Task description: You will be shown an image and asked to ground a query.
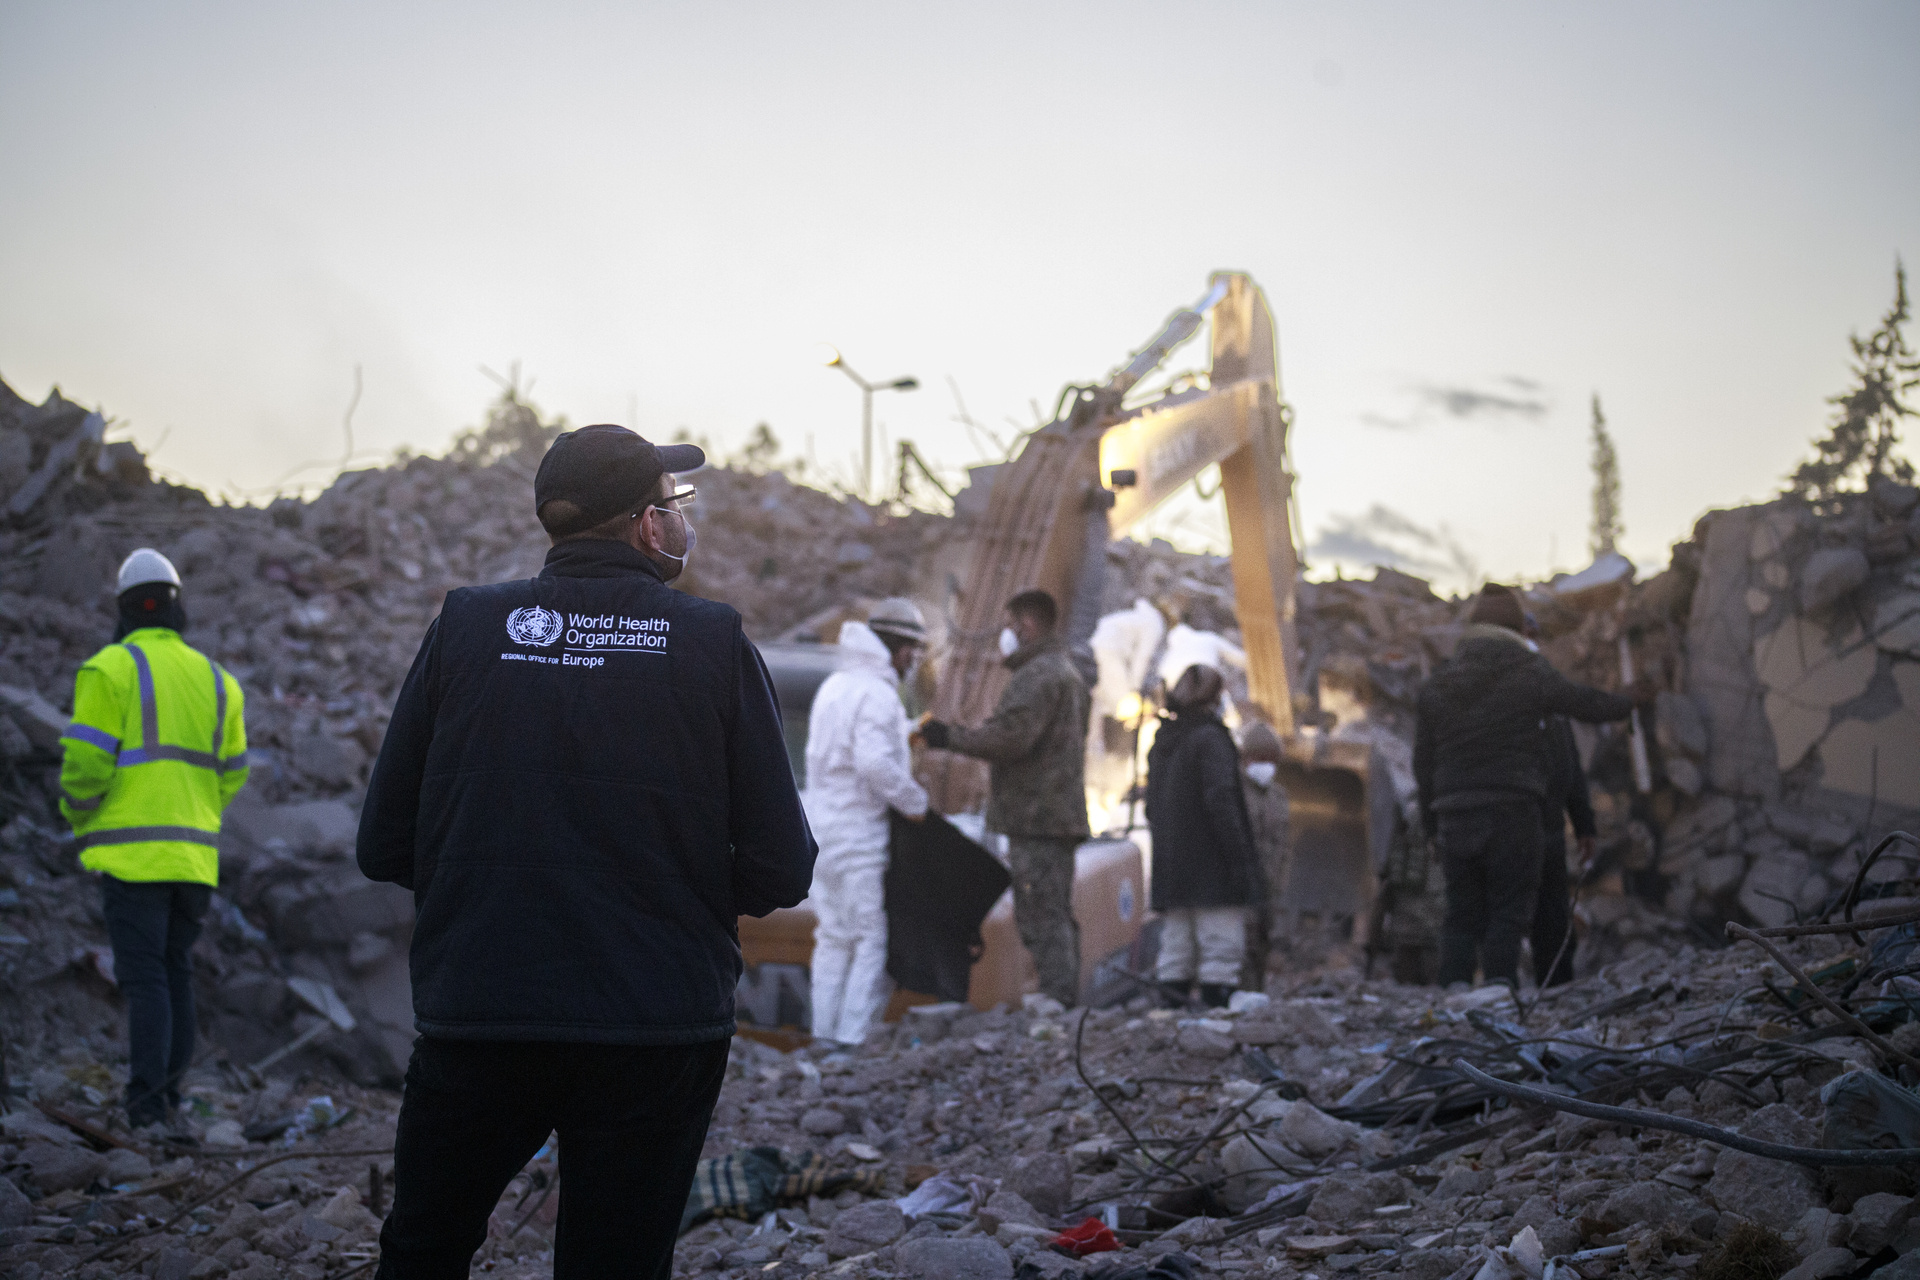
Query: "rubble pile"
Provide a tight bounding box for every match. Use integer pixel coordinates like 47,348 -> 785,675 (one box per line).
15,924 -> 1920,1279
0,381 -> 972,1086
6,370 -> 1920,1278
0,383 -> 954,806
668,926 -> 1920,1279
1518,484 -> 1920,965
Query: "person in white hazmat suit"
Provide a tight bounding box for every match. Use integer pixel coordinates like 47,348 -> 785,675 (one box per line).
1157,613 -> 1247,693
1090,599 -> 1166,723
803,600 -> 929,1046
1086,599 -> 1168,828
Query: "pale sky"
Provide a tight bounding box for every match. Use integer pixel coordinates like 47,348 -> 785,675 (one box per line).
3,2 -> 1916,592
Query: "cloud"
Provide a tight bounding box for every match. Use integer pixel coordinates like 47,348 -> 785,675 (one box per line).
1360,377 -> 1550,430
1309,503 -> 1481,588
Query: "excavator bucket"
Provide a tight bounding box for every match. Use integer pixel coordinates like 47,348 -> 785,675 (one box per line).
1271,758 -> 1374,961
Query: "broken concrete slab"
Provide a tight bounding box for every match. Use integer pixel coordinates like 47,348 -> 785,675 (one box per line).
1800,546 -> 1872,613
0,683 -> 67,752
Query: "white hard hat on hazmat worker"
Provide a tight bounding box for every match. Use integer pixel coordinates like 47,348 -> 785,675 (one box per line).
866,597 -> 926,645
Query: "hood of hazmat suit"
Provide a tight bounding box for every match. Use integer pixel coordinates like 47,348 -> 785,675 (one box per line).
1158,623 -> 1247,687
801,622 -> 929,869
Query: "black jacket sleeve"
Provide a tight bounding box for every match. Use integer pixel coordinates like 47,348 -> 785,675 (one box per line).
1559,725 -> 1597,838
357,618 -> 441,890
1197,727 -> 1260,879
1529,655 -> 1636,724
728,626 -> 818,918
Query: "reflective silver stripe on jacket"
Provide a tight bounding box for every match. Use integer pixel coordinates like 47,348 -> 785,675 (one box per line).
114,642 -> 241,772
75,825 -> 220,850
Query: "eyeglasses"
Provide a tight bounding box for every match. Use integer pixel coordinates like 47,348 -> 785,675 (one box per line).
639,487 -> 697,517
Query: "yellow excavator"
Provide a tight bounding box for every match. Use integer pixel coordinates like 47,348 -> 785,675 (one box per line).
739,272 -> 1375,1035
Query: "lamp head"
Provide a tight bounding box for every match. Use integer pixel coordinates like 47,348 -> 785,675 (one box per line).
888,377 -> 920,391
814,343 -> 843,368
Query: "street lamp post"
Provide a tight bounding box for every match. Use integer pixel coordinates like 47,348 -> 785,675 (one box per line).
817,345 -> 918,501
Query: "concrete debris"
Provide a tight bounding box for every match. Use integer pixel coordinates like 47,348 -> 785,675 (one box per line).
5,372 -> 1920,1278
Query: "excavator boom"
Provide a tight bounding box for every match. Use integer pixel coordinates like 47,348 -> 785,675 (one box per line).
925,271 -> 1301,814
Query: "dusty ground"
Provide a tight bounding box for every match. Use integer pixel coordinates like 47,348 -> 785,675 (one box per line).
6,916 -> 1919,1280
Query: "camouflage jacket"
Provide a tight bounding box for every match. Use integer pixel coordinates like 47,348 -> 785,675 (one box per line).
1242,774 -> 1292,904
947,638 -> 1090,839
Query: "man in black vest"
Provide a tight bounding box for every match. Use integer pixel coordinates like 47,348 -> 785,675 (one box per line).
1414,584 -> 1637,990
358,424 -> 816,1279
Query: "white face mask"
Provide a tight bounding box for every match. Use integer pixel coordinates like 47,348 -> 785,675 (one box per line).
998,627 -> 1019,657
1245,761 -> 1277,786
650,507 -> 696,578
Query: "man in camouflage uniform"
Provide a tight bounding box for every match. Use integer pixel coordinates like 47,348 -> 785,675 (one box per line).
923,589 -> 1092,1006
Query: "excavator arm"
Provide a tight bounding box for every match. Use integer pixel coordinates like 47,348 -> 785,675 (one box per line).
925,271 -> 1301,814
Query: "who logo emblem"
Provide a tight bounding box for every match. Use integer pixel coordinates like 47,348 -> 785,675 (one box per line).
504,606 -> 563,647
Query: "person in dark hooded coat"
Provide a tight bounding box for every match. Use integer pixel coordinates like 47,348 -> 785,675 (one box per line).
1146,664 -> 1262,1008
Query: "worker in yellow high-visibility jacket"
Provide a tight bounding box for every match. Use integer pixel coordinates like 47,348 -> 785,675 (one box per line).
59,548 -> 249,1129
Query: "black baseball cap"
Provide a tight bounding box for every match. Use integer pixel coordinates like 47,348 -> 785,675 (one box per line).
534,424 -> 704,537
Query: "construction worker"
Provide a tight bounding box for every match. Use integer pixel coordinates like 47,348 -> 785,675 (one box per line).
60,548 -> 249,1130
1145,665 -> 1261,1008
357,425 -> 815,1279
1414,584 -> 1640,989
921,589 -> 1091,1007
1238,720 -> 1292,984
803,599 -> 929,1047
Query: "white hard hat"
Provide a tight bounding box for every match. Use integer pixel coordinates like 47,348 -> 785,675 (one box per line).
867,597 -> 927,644
117,548 -> 181,594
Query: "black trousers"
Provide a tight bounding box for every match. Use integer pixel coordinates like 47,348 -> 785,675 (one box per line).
376,1037 -> 730,1280
1530,836 -> 1576,987
1436,800 -> 1543,987
100,877 -> 210,1126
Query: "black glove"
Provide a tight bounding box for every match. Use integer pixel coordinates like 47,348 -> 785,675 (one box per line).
921,720 -> 952,750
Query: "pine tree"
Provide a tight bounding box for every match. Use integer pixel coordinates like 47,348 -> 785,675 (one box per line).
1787,260 -> 1920,501
1589,393 -> 1622,558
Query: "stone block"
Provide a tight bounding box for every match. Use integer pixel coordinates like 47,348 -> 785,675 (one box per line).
1707,1105 -> 1820,1224
1754,615 -> 1877,770
1432,1167 -> 1494,1200
894,1236 -> 1013,1280
22,1142 -> 107,1192
266,872 -> 412,947
825,1200 -> 905,1258
1598,1181 -> 1707,1233
154,1247 -> 201,1280
1307,1172 -> 1408,1224
1768,806 -> 1857,854
1658,691 -> 1711,759
1175,1024 -> 1236,1058
1276,1101 -> 1360,1159
1698,854 -> 1748,898
1006,1152 -> 1072,1218
1817,663 -> 1920,812
0,684 -> 67,751
799,1107 -> 846,1136
1688,508 -> 1780,799
1740,848 -> 1813,928
0,1175 -> 28,1228
1800,547 -> 1871,613
1782,1245 -> 1860,1280
291,730 -> 367,788
102,1148 -> 152,1184
1869,476 -> 1920,518
979,1189 -> 1046,1230
1845,1192 -> 1915,1255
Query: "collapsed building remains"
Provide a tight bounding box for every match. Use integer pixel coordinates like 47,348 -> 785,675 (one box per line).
3,372 -> 1920,1280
